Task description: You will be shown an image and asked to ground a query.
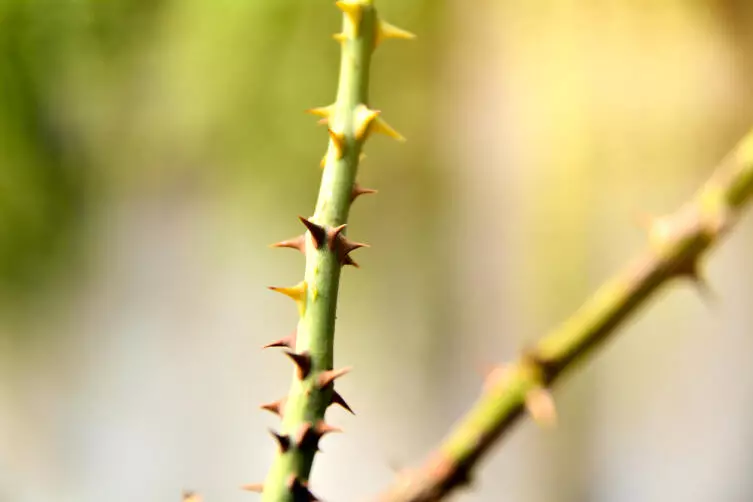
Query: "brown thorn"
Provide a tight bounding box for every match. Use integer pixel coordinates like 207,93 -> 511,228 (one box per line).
262,330 -> 296,350
286,475 -> 319,502
340,237 -> 370,255
318,366 -> 353,388
298,216 -> 327,249
675,258 -> 716,305
327,224 -> 348,249
351,183 -> 378,203
343,255 -> 360,268
331,390 -> 355,414
270,234 -> 306,254
269,429 -> 291,453
260,398 -> 286,418
284,350 -> 312,379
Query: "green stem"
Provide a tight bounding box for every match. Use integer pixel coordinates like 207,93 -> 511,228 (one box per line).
259,2 -> 412,500
375,129 -> 753,502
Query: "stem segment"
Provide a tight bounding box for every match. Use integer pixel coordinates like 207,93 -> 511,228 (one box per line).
259,2 -> 413,500
375,129 -> 753,502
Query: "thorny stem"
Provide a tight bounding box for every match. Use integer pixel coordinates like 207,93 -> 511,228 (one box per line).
375,130 -> 753,502
257,2 -> 413,501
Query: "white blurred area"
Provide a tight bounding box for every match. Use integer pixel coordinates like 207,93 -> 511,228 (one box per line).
3,1 -> 753,502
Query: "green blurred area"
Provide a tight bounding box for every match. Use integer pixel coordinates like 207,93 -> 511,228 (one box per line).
0,0 -> 435,313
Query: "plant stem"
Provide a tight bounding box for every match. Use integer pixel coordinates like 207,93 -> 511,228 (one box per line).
375,129 -> 753,502
258,2 -> 412,500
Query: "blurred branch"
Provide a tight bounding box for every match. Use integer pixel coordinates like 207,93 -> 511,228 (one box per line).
375,128 -> 753,502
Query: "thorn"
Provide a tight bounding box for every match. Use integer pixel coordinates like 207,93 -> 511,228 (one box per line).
260,398 -> 286,418
296,421 -> 343,453
340,237 -> 370,256
286,475 -> 319,502
318,366 -> 353,388
316,420 -> 343,436
331,390 -> 355,414
524,387 -> 557,428
241,483 -> 264,493
269,429 -> 291,453
305,105 -> 333,119
343,254 -> 360,268
270,234 -> 306,254
262,330 -> 296,350
351,183 -> 378,202
327,224 -> 348,249
360,152 -> 367,162
284,350 -> 313,379
371,116 -> 406,142
483,364 -> 515,393
268,281 -> 308,316
332,32 -> 347,43
353,104 -> 380,140
320,153 -> 327,169
328,128 -> 346,159
336,0 -> 362,28
675,258 -> 716,304
375,19 -> 416,48
326,225 -> 368,265
298,216 -> 327,249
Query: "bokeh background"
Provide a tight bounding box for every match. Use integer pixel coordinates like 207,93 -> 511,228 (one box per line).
3,1 -> 753,501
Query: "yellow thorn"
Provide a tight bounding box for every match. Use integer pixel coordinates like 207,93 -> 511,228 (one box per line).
305,105 -> 333,119
372,116 -> 406,142
268,281 -> 308,316
375,19 -> 416,48
353,104 -> 380,140
328,128 -> 346,159
320,153 -> 328,169
359,152 -> 367,162
335,1 -> 363,28
524,387 -> 557,428
332,32 -> 347,43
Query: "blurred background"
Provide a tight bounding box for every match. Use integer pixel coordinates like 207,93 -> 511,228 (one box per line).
2,1 -> 753,501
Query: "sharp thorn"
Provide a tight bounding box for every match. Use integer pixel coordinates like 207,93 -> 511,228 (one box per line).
298,216 -> 327,249
327,224 -> 348,249
351,183 -> 378,202
262,330 -> 296,350
375,19 -> 417,47
371,116 -> 406,142
284,350 -> 313,379
268,281 -> 308,316
318,366 -> 353,388
305,105 -> 333,119
286,475 -> 319,502
331,390 -> 355,414
260,398 -> 286,418
270,235 -> 306,254
269,429 -> 291,453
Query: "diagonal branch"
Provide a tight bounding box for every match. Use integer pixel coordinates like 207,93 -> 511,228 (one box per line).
375,129 -> 753,502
